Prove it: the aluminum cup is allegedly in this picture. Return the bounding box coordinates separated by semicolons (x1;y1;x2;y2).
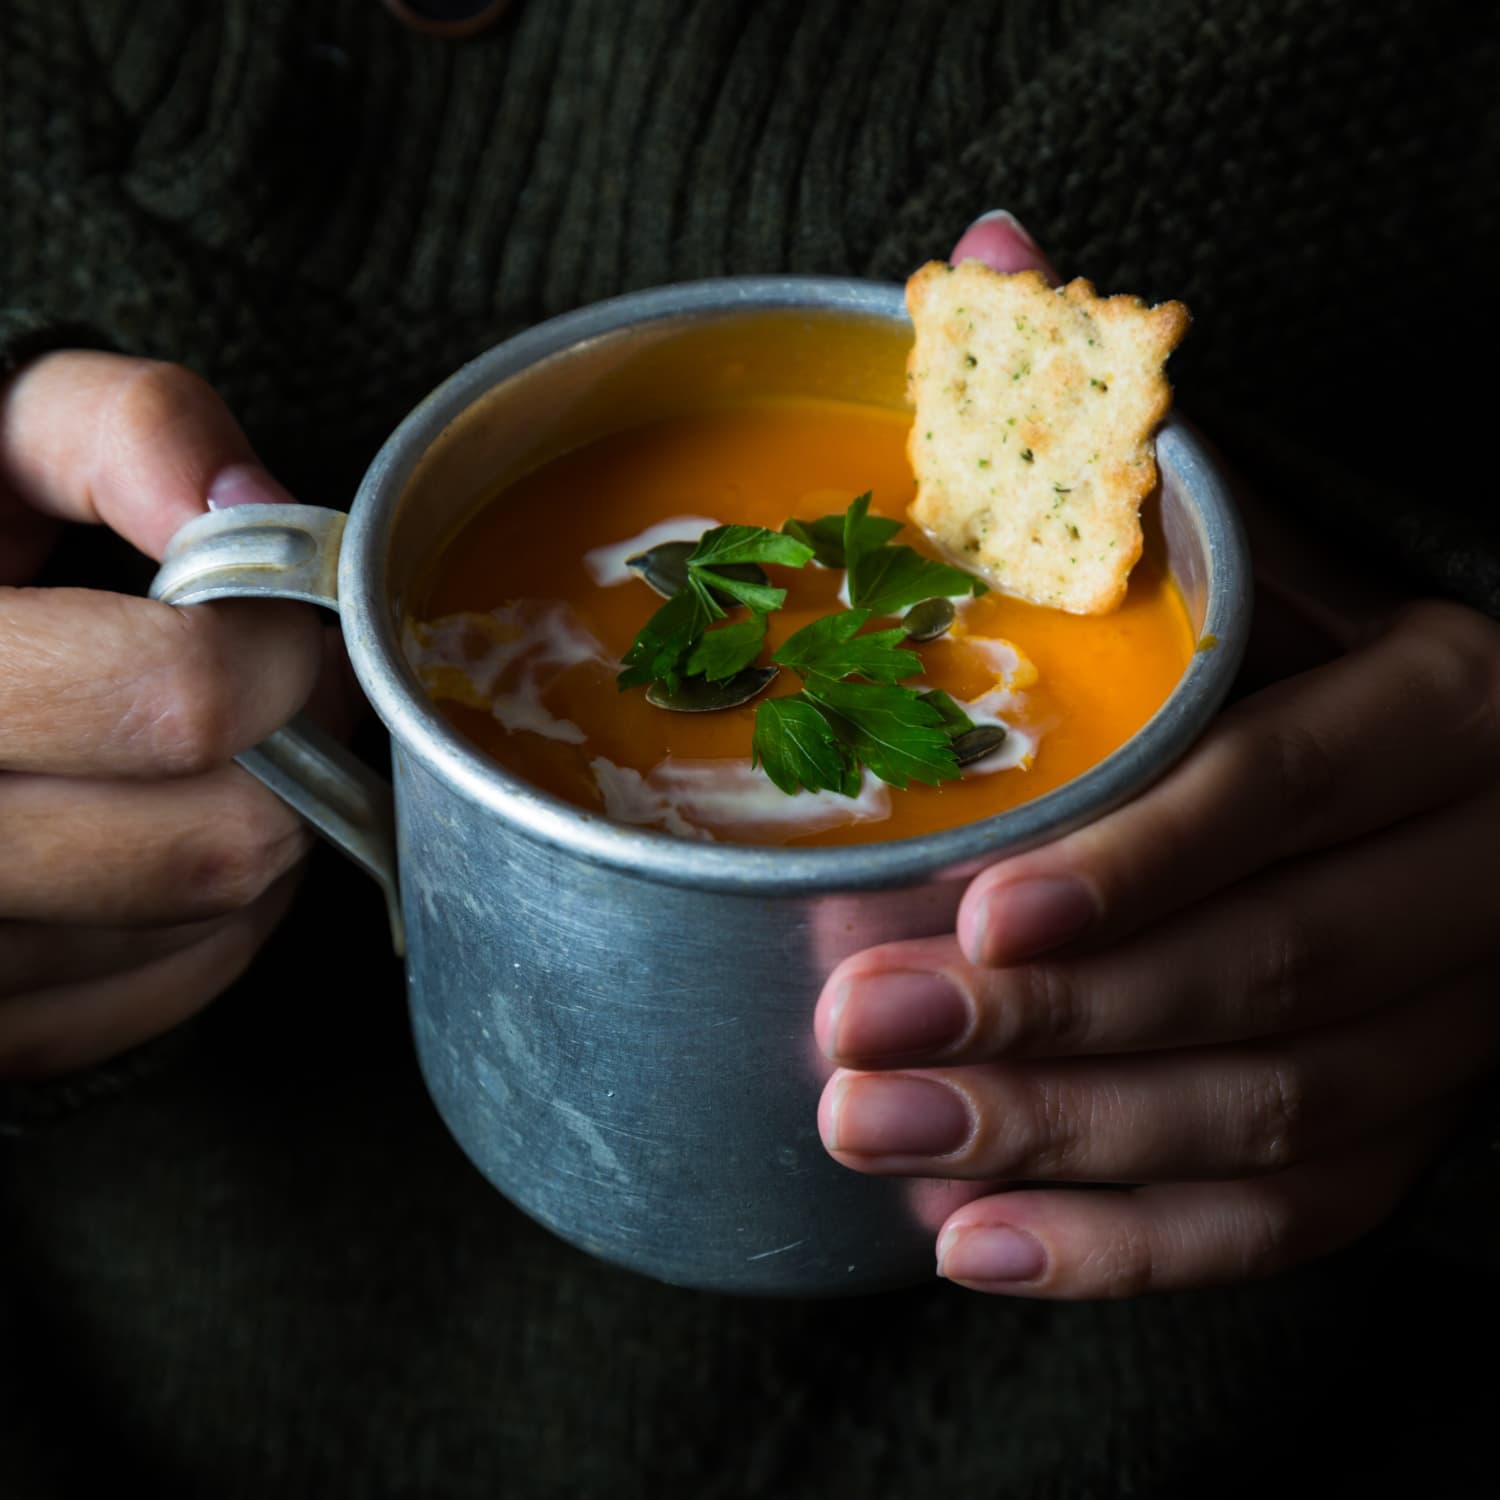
151;278;1250;1295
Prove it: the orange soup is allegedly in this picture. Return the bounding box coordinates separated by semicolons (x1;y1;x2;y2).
406;398;1193;846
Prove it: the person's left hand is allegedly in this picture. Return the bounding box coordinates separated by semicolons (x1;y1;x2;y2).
812;212;1500;1298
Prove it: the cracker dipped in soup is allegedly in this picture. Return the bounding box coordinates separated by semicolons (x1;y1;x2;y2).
406;266;1193;847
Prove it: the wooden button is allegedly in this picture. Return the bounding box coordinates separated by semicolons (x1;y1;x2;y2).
380;1;513;38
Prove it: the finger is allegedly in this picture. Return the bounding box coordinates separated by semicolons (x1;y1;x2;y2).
818;972;1500;1182
948;210;1061;284
0;351;298;560
300;624;368;741
0;587;322;777
820;781;1500;1066
0;914;228;998
932;1109;1456;1298
0;353;323;776
0;871;299;1079
0;765;312;925
957;601;1500;966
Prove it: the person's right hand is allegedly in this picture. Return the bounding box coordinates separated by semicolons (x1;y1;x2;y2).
0;351;330;1078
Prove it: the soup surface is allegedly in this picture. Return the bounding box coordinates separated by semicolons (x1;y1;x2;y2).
407;398;1193;846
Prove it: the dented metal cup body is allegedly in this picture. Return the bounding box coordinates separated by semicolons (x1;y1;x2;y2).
151;279;1250;1295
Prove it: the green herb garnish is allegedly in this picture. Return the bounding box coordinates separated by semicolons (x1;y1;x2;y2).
849;545;985;616
618;525;812;690
616;585;720;692
794;676;957;791
770;609;917;685
618;497;993;798
744;604;966;794
753;696;861;799
686;611;768;682
781;495;902;570
917;688;976;734
779;493;989;616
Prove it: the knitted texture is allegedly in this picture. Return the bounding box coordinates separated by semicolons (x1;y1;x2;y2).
4;0;1498;604
3;2;1499;1496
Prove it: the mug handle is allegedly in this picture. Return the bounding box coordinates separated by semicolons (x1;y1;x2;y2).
149;504;405;954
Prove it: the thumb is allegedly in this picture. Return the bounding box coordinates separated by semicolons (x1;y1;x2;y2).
0;351;332;772
948;209;1061;285
0;350;296;564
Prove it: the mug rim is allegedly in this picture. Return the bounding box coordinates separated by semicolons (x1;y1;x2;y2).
341;275;1250;895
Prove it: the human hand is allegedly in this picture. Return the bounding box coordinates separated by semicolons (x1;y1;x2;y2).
812;213;1500;1297
0;352;334;1077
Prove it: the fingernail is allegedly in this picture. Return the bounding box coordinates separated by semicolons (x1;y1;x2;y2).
207;462;295;510
962;208;1041;251
827;972;972;1061
938;1225;1047;1284
825;1075;971;1157
971;876;1095;964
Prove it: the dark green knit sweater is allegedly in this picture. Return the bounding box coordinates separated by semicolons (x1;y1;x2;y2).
3;3;1498;1497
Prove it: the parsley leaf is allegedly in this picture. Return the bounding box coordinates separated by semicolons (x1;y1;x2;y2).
783;499;902;569
686;611;768;682
772;609;920;685
917;688;975;734
802;676;960;789
752;695;858;796
618;526;812;691
691;525;813;570
694;570;785;614
782;494;986;615
688;528;800;615
780;517;842;569
685;571;727;624
617;585;717;690
842;492;879;582
849;546;985;617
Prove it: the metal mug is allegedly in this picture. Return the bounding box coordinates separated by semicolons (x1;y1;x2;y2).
149;277;1251;1296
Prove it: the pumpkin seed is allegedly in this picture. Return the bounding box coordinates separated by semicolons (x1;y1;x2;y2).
626;541;770;606
901;597;956;642
646;665;780;712
951;724;1009;766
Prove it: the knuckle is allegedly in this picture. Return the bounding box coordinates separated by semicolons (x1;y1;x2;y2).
1242;897;1319;1032
1089;1220;1159;1300
1390;601;1500;745
127;610;237;775
980;1073;1081;1178
1240;1053;1307;1172
997;961;1089;1055
179;779;306;915
968;1074;1037;1176
1034;1078;1084;1174
1232;1187;1297;1282
1260;720;1339;842
107;360;225;447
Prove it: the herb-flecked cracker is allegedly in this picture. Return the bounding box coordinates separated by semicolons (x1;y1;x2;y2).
905;261;1189;615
